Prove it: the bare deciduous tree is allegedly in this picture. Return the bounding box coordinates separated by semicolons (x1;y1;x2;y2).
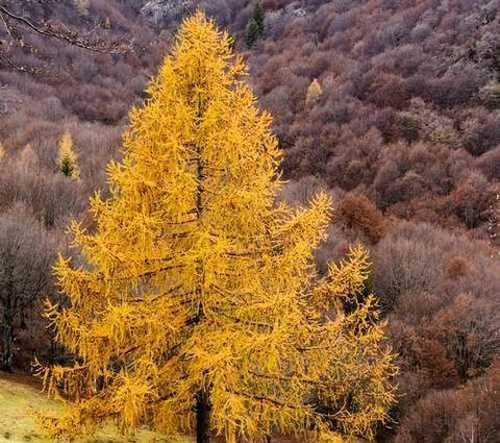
0;0;128;72
0;205;56;372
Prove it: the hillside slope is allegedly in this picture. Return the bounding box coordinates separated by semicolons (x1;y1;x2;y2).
0;1;499;441
0;373;187;442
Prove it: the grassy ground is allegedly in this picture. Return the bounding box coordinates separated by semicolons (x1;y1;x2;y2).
0;373;305;443
0;372;191;443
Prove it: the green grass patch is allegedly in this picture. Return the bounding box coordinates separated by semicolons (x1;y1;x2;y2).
0;372;191;443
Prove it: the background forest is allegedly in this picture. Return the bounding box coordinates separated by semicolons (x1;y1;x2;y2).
0;0;499;441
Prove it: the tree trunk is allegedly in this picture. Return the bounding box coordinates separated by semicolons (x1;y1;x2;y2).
196;390;211;443
1;309;14;372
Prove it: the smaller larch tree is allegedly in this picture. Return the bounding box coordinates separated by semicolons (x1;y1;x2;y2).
39;12;396;443
306;78;323;106
57;131;80;180
74;0;90;17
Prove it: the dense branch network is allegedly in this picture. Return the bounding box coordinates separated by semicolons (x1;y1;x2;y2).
0;1;129;72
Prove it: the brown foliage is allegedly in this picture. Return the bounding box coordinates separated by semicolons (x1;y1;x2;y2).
396;360;500;443
244;0;498;232
449;172;494;229
336;193;386;244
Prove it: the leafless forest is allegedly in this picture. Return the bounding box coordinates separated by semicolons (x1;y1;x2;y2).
0;1;499;441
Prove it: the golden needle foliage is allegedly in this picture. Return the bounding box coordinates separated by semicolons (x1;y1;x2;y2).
305;78;323;106
39;12;396;442
57;131;80;180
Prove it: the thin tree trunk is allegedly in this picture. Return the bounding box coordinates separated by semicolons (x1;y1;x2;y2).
194;86;211;443
1;309;14;372
196;389;211;443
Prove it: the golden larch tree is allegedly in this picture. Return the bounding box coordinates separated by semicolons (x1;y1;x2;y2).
40;12;396;443
57;130;80;180
305;78;323;106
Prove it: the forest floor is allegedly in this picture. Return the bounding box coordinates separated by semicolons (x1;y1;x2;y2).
0;372;304;443
0;372;191;442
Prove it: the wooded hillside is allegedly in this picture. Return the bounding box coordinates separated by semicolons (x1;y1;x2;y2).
0;1;498;442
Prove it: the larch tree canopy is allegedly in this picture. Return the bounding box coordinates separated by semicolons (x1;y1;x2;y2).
39;12;396;443
57;131;80;180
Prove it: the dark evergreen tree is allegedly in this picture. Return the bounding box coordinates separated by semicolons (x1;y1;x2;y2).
245;2;265;48
245;18;260;48
253;1;264;34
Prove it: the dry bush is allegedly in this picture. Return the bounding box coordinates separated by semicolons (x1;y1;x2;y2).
476;146;500;180
373;222;445;311
396;360;500;443
336;193;387;244
280;175;328;206
0;204;58;371
449;172;494;229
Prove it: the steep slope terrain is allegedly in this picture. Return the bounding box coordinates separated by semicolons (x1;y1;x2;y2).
0;1;499;441
247;0;500;235
0;372;181;442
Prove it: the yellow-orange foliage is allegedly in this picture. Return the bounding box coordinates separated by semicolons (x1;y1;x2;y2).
306;78;323;106
39;12;396;442
57;131;80;180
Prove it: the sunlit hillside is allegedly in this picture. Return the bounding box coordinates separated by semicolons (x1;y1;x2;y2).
0;373;190;443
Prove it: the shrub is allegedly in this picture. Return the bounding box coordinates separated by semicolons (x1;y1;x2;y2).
336;193;386;243
396;360;500;443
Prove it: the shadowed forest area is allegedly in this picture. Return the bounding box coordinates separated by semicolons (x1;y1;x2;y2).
0;1;499;442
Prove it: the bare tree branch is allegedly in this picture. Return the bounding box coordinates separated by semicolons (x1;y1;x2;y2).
0;1;130;72
0;4;128;53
